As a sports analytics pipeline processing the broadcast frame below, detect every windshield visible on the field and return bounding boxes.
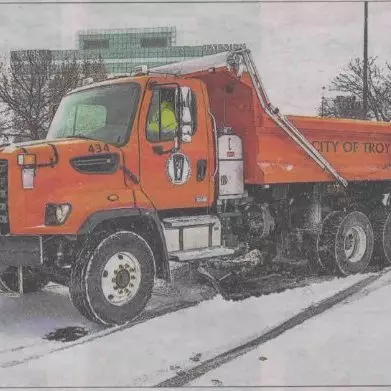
[46,83,141,145]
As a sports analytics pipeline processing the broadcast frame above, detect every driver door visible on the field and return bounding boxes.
[139,81,211,210]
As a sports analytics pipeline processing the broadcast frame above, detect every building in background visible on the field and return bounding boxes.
[42,26,246,76]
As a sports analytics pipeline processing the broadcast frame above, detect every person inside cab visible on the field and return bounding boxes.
[147,88,178,142]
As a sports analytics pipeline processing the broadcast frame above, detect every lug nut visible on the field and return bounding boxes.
[108,294,114,300]
[103,270,108,278]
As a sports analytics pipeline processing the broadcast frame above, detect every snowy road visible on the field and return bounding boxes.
[0,273,214,371]
[190,270,391,387]
[0,270,383,388]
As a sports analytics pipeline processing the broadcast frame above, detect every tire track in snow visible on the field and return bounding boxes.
[0,299,200,369]
[156,272,384,388]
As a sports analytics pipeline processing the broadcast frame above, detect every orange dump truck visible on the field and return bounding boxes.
[0,49,390,325]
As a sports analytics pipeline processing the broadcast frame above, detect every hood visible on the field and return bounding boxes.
[0,138,122,169]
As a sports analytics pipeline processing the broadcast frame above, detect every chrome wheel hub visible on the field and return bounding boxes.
[344,226,367,263]
[101,251,141,306]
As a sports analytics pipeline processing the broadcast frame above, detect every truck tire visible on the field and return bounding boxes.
[0,267,49,293]
[370,207,391,265]
[318,211,374,276]
[302,233,322,274]
[70,249,99,323]
[70,231,155,326]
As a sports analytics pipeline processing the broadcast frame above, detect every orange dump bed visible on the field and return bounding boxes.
[257,115,391,184]
[189,66,391,185]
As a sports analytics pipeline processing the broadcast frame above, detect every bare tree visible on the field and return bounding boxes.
[321,95,364,120]
[319,58,391,121]
[82,54,108,82]
[0,50,108,141]
[0,50,54,140]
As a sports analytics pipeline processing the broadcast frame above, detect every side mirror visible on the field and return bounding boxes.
[181,86,191,104]
[181,125,192,143]
[179,86,195,144]
[181,107,192,124]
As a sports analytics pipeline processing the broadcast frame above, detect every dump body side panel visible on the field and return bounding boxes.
[258,115,391,184]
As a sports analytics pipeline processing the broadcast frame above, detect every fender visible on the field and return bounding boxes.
[77,208,170,281]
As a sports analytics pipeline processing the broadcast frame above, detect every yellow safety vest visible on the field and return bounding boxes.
[149,102,178,133]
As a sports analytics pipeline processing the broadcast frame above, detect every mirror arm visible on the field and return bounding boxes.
[175,85,182,151]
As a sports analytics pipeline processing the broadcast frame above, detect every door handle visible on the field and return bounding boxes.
[152,145,175,155]
[197,159,207,182]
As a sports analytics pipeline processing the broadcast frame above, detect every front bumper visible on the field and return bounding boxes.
[0,236,43,266]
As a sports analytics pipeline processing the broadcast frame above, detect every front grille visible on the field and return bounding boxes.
[0,160,9,234]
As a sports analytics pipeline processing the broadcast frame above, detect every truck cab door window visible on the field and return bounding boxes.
[146,88,178,142]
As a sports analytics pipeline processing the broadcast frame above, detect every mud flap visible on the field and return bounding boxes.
[196,249,263,299]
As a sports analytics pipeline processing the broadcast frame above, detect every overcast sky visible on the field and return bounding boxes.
[0,1,390,115]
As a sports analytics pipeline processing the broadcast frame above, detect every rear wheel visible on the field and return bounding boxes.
[318,211,374,276]
[70,231,155,326]
[370,207,391,265]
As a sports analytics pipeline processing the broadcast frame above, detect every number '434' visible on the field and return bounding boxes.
[88,144,110,153]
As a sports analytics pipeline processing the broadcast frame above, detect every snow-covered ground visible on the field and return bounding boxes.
[190,271,391,387]
[0,274,214,370]
[0,272,374,388]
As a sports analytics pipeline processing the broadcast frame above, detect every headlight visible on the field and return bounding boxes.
[45,203,72,225]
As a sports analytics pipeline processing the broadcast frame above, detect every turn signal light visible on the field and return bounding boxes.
[17,154,36,166]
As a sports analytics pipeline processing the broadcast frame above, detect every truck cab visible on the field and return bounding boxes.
[0,66,248,325]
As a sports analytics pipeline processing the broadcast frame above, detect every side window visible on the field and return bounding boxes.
[146,87,178,142]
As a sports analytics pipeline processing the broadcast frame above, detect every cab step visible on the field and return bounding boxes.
[169,246,235,263]
[162,215,219,228]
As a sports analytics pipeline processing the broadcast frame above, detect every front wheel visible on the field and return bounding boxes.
[318,211,374,276]
[70,231,155,326]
